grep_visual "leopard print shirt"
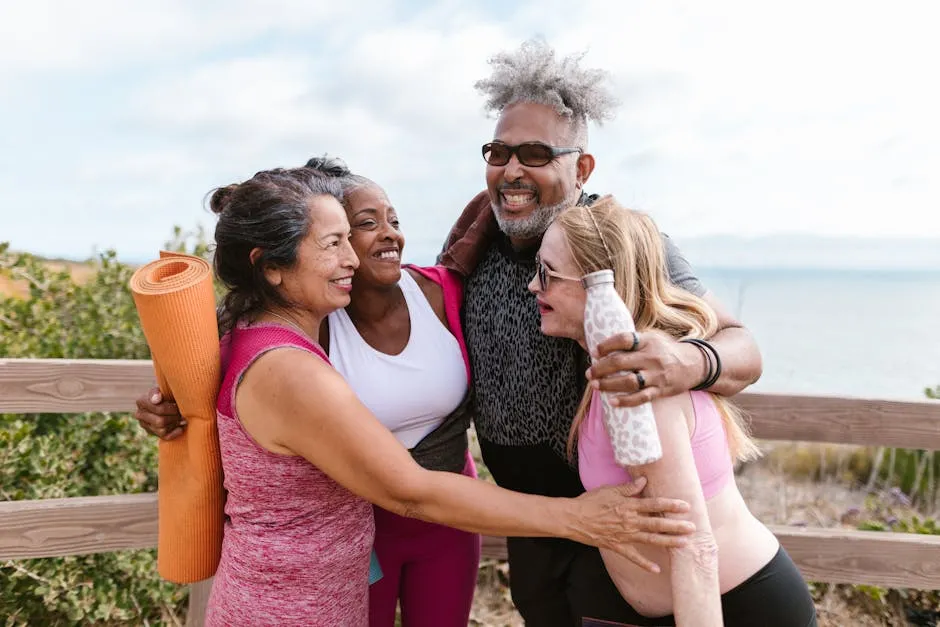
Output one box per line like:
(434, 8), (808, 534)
(463, 204), (705, 466)
(464, 236), (588, 462)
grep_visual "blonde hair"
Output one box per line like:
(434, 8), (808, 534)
(557, 195), (761, 463)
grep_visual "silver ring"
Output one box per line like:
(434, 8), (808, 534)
(634, 370), (646, 390)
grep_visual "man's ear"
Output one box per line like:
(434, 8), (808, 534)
(576, 152), (596, 188)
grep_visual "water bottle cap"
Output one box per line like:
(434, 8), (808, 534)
(581, 269), (615, 289)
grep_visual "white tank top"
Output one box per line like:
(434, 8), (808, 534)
(327, 271), (468, 448)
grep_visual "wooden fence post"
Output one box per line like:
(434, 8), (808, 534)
(186, 578), (214, 627)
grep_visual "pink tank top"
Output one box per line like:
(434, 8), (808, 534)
(205, 322), (375, 626)
(578, 390), (733, 499)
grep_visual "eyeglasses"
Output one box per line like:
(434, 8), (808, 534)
(482, 141), (583, 167)
(535, 255), (581, 292)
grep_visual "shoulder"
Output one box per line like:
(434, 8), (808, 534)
(658, 233), (706, 297)
(235, 345), (360, 449)
(437, 191), (498, 273)
(459, 190), (492, 217)
(443, 191), (490, 240)
(404, 267), (446, 321)
(242, 345), (346, 401)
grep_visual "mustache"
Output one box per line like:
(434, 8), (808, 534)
(499, 182), (539, 194)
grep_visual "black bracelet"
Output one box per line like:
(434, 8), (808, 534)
(697, 340), (722, 390)
(679, 338), (713, 389)
(681, 338), (722, 391)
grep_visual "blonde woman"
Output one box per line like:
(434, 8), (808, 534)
(528, 196), (816, 627)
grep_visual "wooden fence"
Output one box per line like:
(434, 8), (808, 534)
(2, 358), (940, 625)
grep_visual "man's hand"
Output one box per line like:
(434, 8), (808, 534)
(572, 476), (694, 574)
(586, 330), (705, 408)
(135, 387), (186, 440)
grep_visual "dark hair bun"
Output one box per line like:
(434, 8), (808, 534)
(304, 155), (351, 178)
(208, 184), (238, 215)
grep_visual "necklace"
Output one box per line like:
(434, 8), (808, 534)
(264, 310), (310, 337)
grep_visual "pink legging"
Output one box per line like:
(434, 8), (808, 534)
(369, 453), (482, 627)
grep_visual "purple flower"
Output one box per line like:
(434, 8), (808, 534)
(888, 487), (912, 507)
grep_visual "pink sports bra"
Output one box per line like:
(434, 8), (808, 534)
(578, 390), (733, 499)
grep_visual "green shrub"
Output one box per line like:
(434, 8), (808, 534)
(0, 238), (202, 625)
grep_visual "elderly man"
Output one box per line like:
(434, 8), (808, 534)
(136, 38), (762, 627)
(436, 39), (762, 625)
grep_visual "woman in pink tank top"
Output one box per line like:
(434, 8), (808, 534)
(529, 196), (817, 626)
(201, 167), (700, 626)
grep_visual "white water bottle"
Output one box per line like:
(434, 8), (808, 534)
(582, 270), (663, 466)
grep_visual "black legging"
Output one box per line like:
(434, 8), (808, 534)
(582, 546), (818, 627)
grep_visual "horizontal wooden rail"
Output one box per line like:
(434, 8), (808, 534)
(4, 359), (940, 450)
(771, 525), (940, 589)
(737, 392), (940, 451)
(0, 359), (155, 413)
(0, 493), (157, 560)
(5, 492), (940, 590)
(482, 525), (940, 589)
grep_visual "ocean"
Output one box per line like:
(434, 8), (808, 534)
(407, 248), (940, 402)
(698, 268), (940, 402)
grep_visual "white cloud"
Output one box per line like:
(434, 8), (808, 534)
(1, 0), (939, 263)
(0, 0), (390, 78)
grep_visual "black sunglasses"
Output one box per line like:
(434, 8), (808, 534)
(482, 141), (583, 167)
(535, 254), (581, 292)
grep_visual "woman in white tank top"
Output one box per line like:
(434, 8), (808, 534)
(311, 159), (481, 627)
(327, 269), (466, 448)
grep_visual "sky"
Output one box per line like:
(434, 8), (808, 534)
(1, 0), (938, 266)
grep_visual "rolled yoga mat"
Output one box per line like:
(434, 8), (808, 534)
(130, 251), (224, 584)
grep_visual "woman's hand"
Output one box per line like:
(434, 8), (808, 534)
(569, 476), (694, 573)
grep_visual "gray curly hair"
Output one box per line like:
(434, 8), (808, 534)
(474, 38), (619, 147)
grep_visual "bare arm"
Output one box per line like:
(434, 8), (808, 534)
(237, 348), (696, 570)
(630, 394), (722, 626)
(692, 290), (763, 396)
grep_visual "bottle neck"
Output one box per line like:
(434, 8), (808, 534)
(581, 269), (615, 290)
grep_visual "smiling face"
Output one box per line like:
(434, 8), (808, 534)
(485, 102), (594, 243)
(527, 220), (587, 342)
(263, 194), (359, 318)
(345, 184), (405, 288)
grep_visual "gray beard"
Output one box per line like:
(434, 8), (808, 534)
(492, 195), (576, 241)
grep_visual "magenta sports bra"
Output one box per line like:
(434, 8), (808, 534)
(578, 390), (734, 499)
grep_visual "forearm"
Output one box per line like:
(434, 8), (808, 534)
(670, 532), (722, 626)
(388, 470), (578, 540)
(699, 325), (762, 396)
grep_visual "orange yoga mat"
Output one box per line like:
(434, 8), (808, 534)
(130, 251), (224, 584)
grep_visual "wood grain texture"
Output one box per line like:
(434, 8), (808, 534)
(736, 392), (940, 450)
(3, 358), (938, 451)
(0, 493), (158, 560)
(770, 524), (940, 589)
(0, 359), (156, 413)
(186, 579), (214, 627)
